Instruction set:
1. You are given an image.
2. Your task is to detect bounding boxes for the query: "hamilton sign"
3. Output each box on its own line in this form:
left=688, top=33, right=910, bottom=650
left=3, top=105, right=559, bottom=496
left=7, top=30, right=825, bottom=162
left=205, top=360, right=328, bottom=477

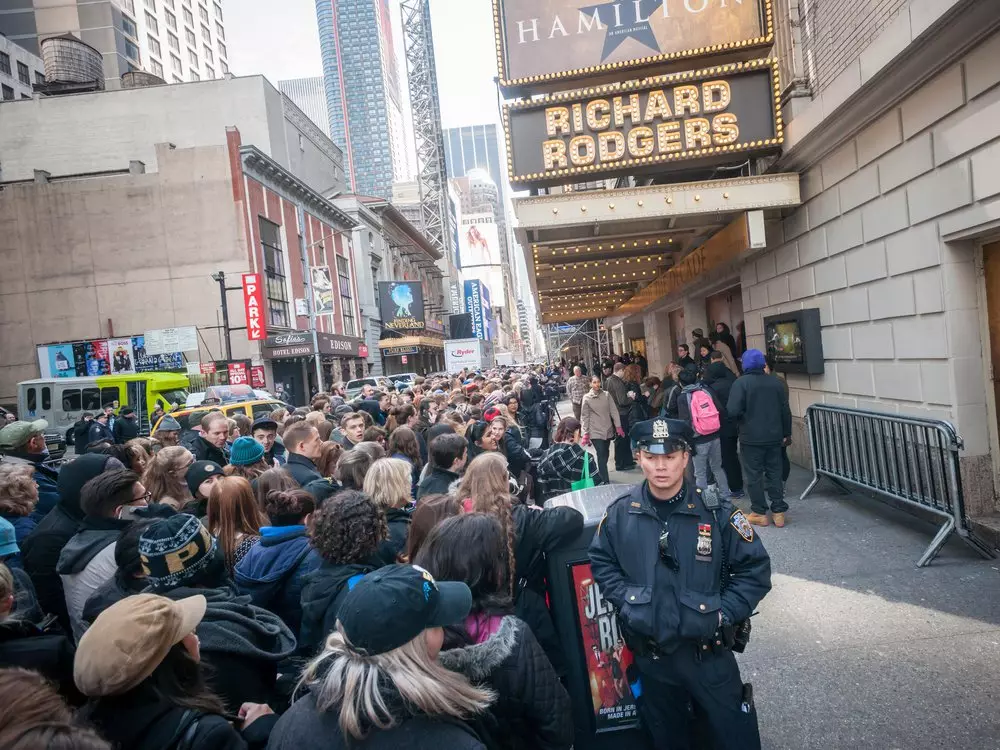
left=503, top=59, right=781, bottom=187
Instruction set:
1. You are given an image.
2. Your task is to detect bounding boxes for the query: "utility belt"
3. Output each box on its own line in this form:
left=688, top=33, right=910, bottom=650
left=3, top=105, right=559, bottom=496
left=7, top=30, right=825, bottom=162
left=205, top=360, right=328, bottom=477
left=622, top=618, right=752, bottom=661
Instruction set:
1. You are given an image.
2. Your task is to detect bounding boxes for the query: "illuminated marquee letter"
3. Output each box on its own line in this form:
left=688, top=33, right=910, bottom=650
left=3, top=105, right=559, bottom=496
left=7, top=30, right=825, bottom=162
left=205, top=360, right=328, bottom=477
left=613, top=94, right=642, bottom=127
left=542, top=140, right=568, bottom=170
left=685, top=118, right=712, bottom=149
left=569, top=135, right=597, bottom=166
left=702, top=80, right=732, bottom=113
left=643, top=89, right=673, bottom=121
left=673, top=85, right=700, bottom=115
left=627, top=126, right=655, bottom=158
left=656, top=121, right=682, bottom=152
left=586, top=99, right=611, bottom=130
left=712, top=113, right=740, bottom=145
left=598, top=132, right=626, bottom=162
left=546, top=106, right=571, bottom=136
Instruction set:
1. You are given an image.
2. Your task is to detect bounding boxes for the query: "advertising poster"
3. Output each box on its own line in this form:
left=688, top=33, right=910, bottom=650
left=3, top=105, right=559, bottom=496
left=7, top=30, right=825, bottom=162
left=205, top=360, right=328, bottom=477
left=250, top=365, right=266, bottom=389
left=570, top=562, right=639, bottom=732
left=108, top=337, right=136, bottom=374
left=378, top=281, right=426, bottom=331
left=228, top=361, right=249, bottom=386
left=72, top=343, right=88, bottom=376
left=310, top=266, right=335, bottom=316
left=458, top=214, right=505, bottom=308
left=133, top=336, right=184, bottom=373
left=47, top=344, right=77, bottom=378
left=85, top=340, right=111, bottom=376
left=463, top=280, right=492, bottom=341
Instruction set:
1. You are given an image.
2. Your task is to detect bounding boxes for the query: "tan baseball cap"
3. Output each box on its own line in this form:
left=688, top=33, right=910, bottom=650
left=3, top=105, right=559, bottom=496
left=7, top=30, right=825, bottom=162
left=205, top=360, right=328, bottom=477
left=74, top=593, right=206, bottom=697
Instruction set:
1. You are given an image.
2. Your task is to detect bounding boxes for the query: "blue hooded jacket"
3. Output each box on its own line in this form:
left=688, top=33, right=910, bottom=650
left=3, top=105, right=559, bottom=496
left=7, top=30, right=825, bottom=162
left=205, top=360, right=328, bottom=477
left=233, top=526, right=321, bottom=640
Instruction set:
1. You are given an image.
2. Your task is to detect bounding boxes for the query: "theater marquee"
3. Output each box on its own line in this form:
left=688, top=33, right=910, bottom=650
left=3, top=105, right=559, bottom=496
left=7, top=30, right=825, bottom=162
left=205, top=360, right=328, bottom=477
left=503, top=59, right=781, bottom=187
left=493, top=0, right=772, bottom=91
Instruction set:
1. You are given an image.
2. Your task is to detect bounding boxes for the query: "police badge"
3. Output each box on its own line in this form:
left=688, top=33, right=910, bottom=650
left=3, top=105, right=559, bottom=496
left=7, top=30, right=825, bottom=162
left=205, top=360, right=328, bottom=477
left=696, top=522, right=712, bottom=559
left=730, top=510, right=754, bottom=542
left=652, top=419, right=670, bottom=439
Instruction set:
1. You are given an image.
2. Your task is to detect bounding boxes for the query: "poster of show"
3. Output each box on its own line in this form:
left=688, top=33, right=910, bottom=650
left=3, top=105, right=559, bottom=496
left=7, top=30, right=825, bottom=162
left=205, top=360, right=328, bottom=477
left=458, top=214, right=505, bottom=310
left=378, top=281, right=426, bottom=331
left=570, top=562, right=639, bottom=732
left=38, top=336, right=184, bottom=378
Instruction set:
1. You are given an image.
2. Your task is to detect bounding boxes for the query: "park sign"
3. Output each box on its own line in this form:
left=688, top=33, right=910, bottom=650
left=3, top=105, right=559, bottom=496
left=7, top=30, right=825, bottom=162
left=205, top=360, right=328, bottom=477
left=503, top=58, right=781, bottom=187
left=492, top=0, right=772, bottom=93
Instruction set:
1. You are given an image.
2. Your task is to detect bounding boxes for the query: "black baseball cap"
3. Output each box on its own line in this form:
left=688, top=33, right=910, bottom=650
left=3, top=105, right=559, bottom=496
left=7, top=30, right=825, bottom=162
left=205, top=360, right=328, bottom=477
left=631, top=418, right=692, bottom=455
left=252, top=414, right=278, bottom=432
left=338, top=564, right=472, bottom=656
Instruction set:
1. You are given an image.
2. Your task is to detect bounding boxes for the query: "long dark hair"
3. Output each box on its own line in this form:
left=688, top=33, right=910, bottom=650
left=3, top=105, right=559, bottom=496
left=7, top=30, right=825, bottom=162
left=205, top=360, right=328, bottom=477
left=387, top=426, right=422, bottom=471
left=144, top=642, right=227, bottom=715
left=403, top=494, right=462, bottom=563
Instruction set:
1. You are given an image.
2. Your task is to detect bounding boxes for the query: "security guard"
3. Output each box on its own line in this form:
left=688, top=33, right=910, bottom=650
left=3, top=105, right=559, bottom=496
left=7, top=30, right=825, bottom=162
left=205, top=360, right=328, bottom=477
left=589, top=417, right=771, bottom=749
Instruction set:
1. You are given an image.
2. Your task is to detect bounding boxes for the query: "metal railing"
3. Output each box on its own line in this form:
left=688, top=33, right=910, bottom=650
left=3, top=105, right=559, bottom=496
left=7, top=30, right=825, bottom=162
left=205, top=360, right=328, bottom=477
left=800, top=404, right=996, bottom=567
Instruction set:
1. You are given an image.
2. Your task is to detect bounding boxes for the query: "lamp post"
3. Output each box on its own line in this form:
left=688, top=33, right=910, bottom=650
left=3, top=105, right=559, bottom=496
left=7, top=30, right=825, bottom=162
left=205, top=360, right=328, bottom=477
left=211, top=271, right=243, bottom=362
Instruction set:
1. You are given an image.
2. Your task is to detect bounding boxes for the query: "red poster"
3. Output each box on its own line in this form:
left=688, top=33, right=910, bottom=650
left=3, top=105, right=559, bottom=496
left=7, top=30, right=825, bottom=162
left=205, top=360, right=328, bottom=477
left=228, top=361, right=249, bottom=386
left=570, top=562, right=639, bottom=731
left=242, top=273, right=265, bottom=341
left=250, top=365, right=266, bottom=389
left=358, top=344, right=369, bottom=358
left=199, top=362, right=217, bottom=375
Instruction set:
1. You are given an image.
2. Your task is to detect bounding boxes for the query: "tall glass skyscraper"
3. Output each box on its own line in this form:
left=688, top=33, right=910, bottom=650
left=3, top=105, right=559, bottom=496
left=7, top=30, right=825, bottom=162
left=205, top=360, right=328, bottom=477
left=443, top=124, right=506, bottom=207
left=315, top=0, right=406, bottom=198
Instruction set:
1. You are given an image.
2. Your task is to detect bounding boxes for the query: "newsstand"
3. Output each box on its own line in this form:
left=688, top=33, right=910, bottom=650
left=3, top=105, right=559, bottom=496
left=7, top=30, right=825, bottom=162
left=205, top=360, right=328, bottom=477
left=544, top=484, right=653, bottom=750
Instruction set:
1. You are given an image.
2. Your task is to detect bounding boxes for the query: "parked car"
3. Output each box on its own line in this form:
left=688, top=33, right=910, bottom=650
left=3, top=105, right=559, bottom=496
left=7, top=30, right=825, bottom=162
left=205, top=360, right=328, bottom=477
left=387, top=373, right=418, bottom=390
left=344, top=377, right=395, bottom=399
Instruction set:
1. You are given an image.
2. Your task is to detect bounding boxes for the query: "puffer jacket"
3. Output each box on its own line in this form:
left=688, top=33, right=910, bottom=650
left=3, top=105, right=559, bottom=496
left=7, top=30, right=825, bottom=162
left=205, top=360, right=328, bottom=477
left=439, top=615, right=573, bottom=750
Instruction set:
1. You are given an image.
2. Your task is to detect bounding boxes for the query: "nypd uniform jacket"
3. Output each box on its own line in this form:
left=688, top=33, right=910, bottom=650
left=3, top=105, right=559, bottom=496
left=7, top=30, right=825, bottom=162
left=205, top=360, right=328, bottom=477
left=588, top=482, right=771, bottom=656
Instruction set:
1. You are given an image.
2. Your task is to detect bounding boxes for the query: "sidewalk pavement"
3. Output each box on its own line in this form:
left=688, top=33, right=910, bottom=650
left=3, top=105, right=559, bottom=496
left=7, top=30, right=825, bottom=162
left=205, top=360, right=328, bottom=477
left=568, top=405, right=1000, bottom=748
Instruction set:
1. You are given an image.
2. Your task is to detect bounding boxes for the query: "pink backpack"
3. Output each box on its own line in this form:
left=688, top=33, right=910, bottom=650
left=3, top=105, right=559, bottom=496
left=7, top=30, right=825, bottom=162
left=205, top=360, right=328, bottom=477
left=686, top=387, right=721, bottom=436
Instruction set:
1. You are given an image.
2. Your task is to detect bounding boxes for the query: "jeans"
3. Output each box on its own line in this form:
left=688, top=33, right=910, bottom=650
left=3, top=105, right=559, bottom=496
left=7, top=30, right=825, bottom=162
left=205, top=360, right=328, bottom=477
left=740, top=442, right=788, bottom=515
left=591, top=439, right=611, bottom=484
left=692, top=438, right=730, bottom=496
left=720, top=434, right=743, bottom=492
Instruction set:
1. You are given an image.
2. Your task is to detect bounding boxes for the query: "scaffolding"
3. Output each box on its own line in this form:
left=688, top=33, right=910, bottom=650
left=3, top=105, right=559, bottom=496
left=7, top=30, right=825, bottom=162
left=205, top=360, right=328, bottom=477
left=544, top=319, right=612, bottom=366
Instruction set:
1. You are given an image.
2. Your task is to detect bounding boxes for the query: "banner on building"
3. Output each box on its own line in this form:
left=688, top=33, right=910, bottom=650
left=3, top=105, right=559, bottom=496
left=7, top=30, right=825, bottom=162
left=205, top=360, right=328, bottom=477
left=459, top=214, right=505, bottom=308
left=504, top=58, right=782, bottom=187
left=108, top=338, right=136, bottom=374
left=132, top=336, right=184, bottom=373
left=186, top=362, right=202, bottom=376
left=46, top=344, right=76, bottom=378
left=142, top=326, right=198, bottom=356
left=38, top=336, right=185, bottom=378
left=493, top=0, right=770, bottom=91
left=464, top=279, right=492, bottom=341
left=569, top=561, right=639, bottom=732
left=250, top=365, right=266, bottom=389
left=310, top=266, right=335, bottom=316
left=228, top=361, right=249, bottom=386
left=378, top=281, right=426, bottom=331
left=242, top=273, right=266, bottom=341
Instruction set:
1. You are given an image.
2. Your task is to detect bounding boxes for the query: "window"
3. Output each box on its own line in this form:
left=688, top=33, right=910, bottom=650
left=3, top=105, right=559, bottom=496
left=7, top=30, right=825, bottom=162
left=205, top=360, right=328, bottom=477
left=62, top=389, right=82, bottom=412
left=220, top=59, right=228, bottom=74
left=0, top=52, right=9, bottom=75
left=26, top=388, right=36, bottom=414
left=198, top=5, right=208, bottom=23
left=121, top=15, right=137, bottom=37
left=150, top=59, right=163, bottom=77
left=148, top=35, right=161, bottom=57
left=101, top=388, right=119, bottom=408
left=337, top=256, right=356, bottom=336
left=217, top=40, right=226, bottom=59
left=125, top=40, right=140, bottom=61
left=123, top=0, right=135, bottom=12
left=144, top=0, right=155, bottom=9
left=168, top=32, right=179, bottom=51
left=260, top=218, right=291, bottom=328
left=205, top=64, right=214, bottom=78
left=145, top=11, right=158, bottom=33
left=17, top=61, right=29, bottom=85
left=170, top=53, right=182, bottom=73
left=173, top=75, right=183, bottom=83
left=182, top=7, right=193, bottom=25
left=190, top=69, right=199, bottom=80
left=164, top=0, right=174, bottom=7
left=203, top=44, right=213, bottom=63
left=185, top=28, right=195, bottom=46
left=166, top=10, right=176, bottom=30
left=82, top=388, right=100, bottom=411
left=41, top=387, right=51, bottom=411
left=34, top=71, right=44, bottom=85
left=201, top=24, right=210, bottom=43
left=213, top=2, right=222, bottom=20
left=215, top=21, right=224, bottom=40
left=188, top=48, right=198, bottom=66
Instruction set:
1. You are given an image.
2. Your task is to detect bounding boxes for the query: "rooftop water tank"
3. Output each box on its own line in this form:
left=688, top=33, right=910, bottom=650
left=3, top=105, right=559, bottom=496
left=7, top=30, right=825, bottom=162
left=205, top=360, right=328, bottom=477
left=121, top=70, right=166, bottom=88
left=40, top=34, right=104, bottom=91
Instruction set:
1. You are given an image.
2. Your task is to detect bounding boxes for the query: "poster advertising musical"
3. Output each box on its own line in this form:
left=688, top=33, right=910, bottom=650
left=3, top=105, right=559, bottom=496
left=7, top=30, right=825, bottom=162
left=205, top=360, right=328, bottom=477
left=570, top=561, right=639, bottom=732
left=108, top=337, right=137, bottom=374
left=85, top=340, right=111, bottom=376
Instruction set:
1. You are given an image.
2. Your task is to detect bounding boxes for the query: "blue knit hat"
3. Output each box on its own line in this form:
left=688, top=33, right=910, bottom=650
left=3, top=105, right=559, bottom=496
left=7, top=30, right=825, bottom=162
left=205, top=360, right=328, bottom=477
left=229, top=436, right=265, bottom=466
left=0, top=517, right=18, bottom=558
left=742, top=348, right=766, bottom=372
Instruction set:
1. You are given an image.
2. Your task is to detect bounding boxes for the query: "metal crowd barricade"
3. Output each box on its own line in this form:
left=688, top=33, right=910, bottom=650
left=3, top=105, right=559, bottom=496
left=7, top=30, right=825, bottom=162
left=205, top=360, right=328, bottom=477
left=800, top=404, right=996, bottom=567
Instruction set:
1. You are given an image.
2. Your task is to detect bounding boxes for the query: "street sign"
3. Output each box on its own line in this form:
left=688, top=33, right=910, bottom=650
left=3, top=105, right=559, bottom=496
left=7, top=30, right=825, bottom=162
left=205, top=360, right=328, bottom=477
left=143, top=326, right=198, bottom=356
left=242, top=274, right=265, bottom=341
left=199, top=362, right=216, bottom=375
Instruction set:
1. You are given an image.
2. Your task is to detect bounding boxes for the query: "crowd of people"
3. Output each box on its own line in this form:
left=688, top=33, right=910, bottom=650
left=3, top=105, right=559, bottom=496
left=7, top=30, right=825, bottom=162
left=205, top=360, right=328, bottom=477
left=0, top=367, right=589, bottom=749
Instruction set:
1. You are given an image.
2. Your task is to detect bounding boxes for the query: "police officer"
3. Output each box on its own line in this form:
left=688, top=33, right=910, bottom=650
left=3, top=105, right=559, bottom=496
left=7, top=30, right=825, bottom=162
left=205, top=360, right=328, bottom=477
left=589, top=417, right=771, bottom=749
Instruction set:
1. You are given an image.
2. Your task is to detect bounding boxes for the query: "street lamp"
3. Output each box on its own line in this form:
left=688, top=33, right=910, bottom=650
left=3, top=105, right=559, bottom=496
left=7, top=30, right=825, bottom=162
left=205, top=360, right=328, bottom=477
left=212, top=270, right=244, bottom=362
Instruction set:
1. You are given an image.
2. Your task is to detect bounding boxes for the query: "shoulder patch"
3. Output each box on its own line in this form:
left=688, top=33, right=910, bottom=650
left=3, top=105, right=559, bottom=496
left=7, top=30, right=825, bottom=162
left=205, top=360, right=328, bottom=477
left=730, top=510, right=754, bottom=542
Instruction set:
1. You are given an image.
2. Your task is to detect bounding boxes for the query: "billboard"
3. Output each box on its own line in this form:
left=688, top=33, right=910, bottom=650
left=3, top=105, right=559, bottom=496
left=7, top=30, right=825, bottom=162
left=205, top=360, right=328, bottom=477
left=310, top=265, right=335, bottom=316
left=459, top=214, right=505, bottom=309
left=108, top=338, right=136, bottom=374
left=464, top=279, right=492, bottom=341
left=504, top=59, right=782, bottom=187
left=493, top=0, right=770, bottom=91
left=378, top=281, right=426, bottom=331
left=242, top=273, right=266, bottom=341
left=142, top=326, right=198, bottom=356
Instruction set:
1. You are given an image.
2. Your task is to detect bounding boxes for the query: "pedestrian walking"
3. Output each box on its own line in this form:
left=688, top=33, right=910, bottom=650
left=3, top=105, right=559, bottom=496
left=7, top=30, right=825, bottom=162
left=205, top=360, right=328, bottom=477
left=727, top=349, right=792, bottom=527
left=580, top=376, right=623, bottom=484
left=702, top=352, right=743, bottom=498
left=675, top=368, right=730, bottom=497
left=605, top=363, right=637, bottom=471
left=566, top=365, right=589, bottom=421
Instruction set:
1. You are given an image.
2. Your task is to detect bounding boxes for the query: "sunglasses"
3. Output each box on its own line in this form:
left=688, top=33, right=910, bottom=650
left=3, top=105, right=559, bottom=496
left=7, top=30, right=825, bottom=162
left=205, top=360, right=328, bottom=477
left=658, top=526, right=680, bottom=571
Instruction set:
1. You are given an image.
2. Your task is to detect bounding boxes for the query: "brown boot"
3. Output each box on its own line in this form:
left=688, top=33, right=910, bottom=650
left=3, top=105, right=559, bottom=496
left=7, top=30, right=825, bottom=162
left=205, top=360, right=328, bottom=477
left=746, top=512, right=769, bottom=527
left=773, top=512, right=786, bottom=527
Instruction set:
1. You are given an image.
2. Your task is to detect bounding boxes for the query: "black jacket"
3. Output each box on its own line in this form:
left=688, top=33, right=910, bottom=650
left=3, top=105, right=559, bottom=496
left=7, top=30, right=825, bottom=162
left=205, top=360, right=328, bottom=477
left=191, top=435, right=227, bottom=465
left=286, top=453, right=324, bottom=487
left=604, top=375, right=630, bottom=416
left=82, top=570, right=146, bottom=626
left=268, top=688, right=486, bottom=750
left=375, top=508, right=411, bottom=566
left=80, top=683, right=274, bottom=750
left=299, top=559, right=382, bottom=654
left=503, top=425, right=532, bottom=477
left=727, top=370, right=792, bottom=446
left=70, top=418, right=92, bottom=449
left=439, top=616, right=573, bottom=750
left=87, top=420, right=115, bottom=446
left=0, top=619, right=81, bottom=705
left=589, top=483, right=771, bottom=667
left=113, top=416, right=140, bottom=444
left=417, top=467, right=460, bottom=500
left=701, top=363, right=738, bottom=438
left=676, top=384, right=726, bottom=445
left=535, top=443, right=602, bottom=502
left=21, top=454, right=118, bottom=633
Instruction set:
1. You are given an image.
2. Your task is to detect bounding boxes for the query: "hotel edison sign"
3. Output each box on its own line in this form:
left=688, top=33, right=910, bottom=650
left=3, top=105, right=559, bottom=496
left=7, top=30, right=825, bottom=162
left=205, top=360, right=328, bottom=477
left=493, top=0, right=772, bottom=89
left=504, top=59, right=782, bottom=187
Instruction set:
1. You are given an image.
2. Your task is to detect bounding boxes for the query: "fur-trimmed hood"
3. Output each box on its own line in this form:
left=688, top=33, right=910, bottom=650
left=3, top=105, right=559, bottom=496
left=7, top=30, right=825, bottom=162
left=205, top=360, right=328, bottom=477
left=438, top=615, right=520, bottom=681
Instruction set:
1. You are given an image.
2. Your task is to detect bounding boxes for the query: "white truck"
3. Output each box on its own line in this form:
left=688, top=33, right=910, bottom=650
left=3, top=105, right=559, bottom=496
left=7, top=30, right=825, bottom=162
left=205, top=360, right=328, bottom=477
left=444, top=338, right=495, bottom=374
left=495, top=351, right=515, bottom=366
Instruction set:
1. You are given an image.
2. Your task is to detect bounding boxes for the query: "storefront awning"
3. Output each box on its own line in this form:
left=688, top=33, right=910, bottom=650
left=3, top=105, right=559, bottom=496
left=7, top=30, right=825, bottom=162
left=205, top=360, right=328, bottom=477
left=378, top=336, right=445, bottom=351
left=513, top=173, right=800, bottom=324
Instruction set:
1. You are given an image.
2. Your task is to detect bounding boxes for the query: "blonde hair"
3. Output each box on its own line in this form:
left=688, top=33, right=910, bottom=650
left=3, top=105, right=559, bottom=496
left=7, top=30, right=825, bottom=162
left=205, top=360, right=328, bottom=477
left=457, top=452, right=515, bottom=595
left=141, top=446, right=194, bottom=509
left=305, top=411, right=328, bottom=427
left=301, top=626, right=494, bottom=741
left=125, top=437, right=153, bottom=473
left=0, top=463, right=37, bottom=517
left=363, top=458, right=412, bottom=511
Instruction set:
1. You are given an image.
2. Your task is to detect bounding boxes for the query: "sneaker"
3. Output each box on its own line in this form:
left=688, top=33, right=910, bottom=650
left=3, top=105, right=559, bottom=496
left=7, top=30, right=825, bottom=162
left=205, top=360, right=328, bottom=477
left=772, top=512, right=786, bottom=527
left=746, top=512, right=770, bottom=527
left=729, top=491, right=745, bottom=500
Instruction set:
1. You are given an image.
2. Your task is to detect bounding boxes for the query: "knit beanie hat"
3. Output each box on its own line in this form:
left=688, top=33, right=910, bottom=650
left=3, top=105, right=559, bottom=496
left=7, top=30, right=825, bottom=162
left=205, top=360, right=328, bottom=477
left=742, top=348, right=766, bottom=372
left=157, top=415, right=182, bottom=432
left=185, top=460, right=223, bottom=496
left=229, top=436, right=265, bottom=467
left=139, top=514, right=217, bottom=590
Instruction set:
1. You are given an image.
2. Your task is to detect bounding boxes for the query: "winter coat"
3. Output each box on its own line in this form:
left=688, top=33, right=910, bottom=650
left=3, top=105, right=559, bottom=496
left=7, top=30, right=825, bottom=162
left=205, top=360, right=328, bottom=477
left=535, top=443, right=602, bottom=501
left=234, top=526, right=322, bottom=640
left=0, top=618, right=81, bottom=705
left=87, top=420, right=115, bottom=446
left=439, top=615, right=573, bottom=750
left=299, top=558, right=382, bottom=654
left=604, top=375, right=630, bottom=415
left=2, top=453, right=60, bottom=521
left=374, top=508, right=411, bottom=566
left=113, top=416, right=141, bottom=444
left=56, top=516, right=130, bottom=641
left=71, top=418, right=92, bottom=450
left=82, top=570, right=145, bottom=626
left=21, top=454, right=118, bottom=634
left=417, top=467, right=461, bottom=500
left=702, top=363, right=738, bottom=438
left=390, top=452, right=421, bottom=499
left=191, top=435, right=227, bottom=465
left=715, top=324, right=739, bottom=359
left=623, top=379, right=647, bottom=425
left=158, top=585, right=297, bottom=710
left=676, top=384, right=726, bottom=445
left=580, top=390, right=621, bottom=441
left=285, top=453, right=323, bottom=487
left=80, top=683, right=274, bottom=750
left=268, top=687, right=486, bottom=750
left=2, top=513, right=37, bottom=548
left=727, top=370, right=792, bottom=446
left=566, top=375, right=589, bottom=405
left=503, top=425, right=532, bottom=477
left=266, top=441, right=287, bottom=467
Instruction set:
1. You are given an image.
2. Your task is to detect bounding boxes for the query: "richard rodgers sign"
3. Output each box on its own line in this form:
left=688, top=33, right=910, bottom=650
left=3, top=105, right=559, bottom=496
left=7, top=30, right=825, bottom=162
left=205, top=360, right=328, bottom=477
left=503, top=59, right=781, bottom=187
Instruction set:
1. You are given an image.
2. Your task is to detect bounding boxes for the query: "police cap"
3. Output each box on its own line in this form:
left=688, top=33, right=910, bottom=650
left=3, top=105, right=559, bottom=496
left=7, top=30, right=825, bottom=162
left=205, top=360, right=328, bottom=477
left=630, top=418, right=692, bottom=455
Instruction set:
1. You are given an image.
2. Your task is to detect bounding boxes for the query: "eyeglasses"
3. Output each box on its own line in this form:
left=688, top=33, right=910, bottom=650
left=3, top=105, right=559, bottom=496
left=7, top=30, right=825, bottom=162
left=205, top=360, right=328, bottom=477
left=658, top=526, right=679, bottom=571
left=134, top=491, right=152, bottom=504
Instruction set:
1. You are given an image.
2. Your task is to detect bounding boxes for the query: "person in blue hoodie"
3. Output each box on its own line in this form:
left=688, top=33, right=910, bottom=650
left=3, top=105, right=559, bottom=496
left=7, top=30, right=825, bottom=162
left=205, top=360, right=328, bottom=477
left=235, top=487, right=321, bottom=640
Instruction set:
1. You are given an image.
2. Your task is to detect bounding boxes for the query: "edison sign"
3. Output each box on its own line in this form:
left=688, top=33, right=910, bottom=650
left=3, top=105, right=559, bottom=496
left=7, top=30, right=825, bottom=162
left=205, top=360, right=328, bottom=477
left=504, top=59, right=781, bottom=186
